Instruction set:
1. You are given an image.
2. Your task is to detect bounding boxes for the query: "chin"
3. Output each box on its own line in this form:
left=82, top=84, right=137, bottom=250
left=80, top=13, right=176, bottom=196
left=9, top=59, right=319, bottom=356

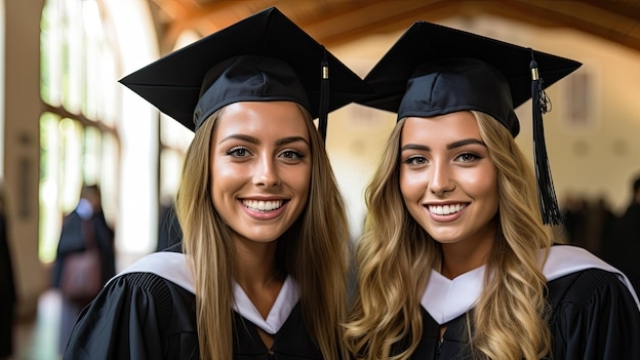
left=426, top=231, right=464, bottom=244
left=246, top=230, right=285, bottom=243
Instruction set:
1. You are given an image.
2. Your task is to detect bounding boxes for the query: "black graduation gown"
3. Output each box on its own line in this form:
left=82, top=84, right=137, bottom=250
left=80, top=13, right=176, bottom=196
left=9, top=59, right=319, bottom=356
left=603, top=202, right=640, bottom=294
left=63, top=268, right=322, bottom=359
left=0, top=211, right=16, bottom=357
left=401, top=268, right=640, bottom=359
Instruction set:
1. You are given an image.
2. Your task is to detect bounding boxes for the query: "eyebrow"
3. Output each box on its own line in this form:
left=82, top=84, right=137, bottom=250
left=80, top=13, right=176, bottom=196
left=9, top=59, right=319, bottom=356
left=400, top=138, right=486, bottom=152
left=219, top=134, right=259, bottom=145
left=446, top=138, right=486, bottom=150
left=219, top=134, right=309, bottom=147
left=276, top=136, right=310, bottom=147
left=400, top=144, right=430, bottom=152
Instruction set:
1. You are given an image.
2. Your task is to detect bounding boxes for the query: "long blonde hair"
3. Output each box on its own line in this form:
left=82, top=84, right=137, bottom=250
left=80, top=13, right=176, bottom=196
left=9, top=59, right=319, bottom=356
left=176, top=104, right=350, bottom=359
left=345, top=111, right=553, bottom=360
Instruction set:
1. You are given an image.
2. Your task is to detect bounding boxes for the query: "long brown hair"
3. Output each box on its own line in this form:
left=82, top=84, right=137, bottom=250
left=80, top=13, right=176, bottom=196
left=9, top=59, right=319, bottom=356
left=176, top=104, right=350, bottom=359
left=345, top=111, right=553, bottom=360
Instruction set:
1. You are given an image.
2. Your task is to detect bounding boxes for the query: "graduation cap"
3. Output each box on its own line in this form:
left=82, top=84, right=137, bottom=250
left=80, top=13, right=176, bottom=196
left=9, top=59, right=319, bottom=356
left=119, top=7, right=370, bottom=140
left=361, top=21, right=581, bottom=225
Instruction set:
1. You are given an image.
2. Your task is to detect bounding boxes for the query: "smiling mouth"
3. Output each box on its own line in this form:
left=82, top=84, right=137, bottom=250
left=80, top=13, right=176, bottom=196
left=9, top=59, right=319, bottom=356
left=427, top=203, right=467, bottom=215
left=241, top=199, right=285, bottom=212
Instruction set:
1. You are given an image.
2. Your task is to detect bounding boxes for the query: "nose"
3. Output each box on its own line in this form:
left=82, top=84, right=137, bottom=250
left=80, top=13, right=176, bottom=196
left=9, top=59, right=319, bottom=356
left=253, top=154, right=281, bottom=188
left=429, top=161, right=454, bottom=195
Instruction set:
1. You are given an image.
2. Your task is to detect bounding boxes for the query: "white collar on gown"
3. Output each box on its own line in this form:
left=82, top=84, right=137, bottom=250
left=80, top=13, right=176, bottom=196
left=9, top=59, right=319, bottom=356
left=421, top=245, right=640, bottom=325
left=111, top=252, right=300, bottom=335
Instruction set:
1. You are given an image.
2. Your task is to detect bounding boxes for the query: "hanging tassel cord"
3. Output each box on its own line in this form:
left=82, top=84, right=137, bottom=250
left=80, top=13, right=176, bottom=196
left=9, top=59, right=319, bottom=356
left=319, top=47, right=330, bottom=142
left=530, top=52, right=563, bottom=225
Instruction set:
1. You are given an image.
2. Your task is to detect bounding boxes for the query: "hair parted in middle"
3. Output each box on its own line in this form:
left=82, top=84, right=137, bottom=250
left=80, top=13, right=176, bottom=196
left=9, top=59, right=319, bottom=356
left=177, top=104, right=350, bottom=360
left=344, top=111, right=555, bottom=360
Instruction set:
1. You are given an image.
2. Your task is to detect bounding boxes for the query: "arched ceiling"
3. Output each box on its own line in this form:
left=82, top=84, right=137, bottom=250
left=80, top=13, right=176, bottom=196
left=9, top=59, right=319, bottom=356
left=148, top=0, right=640, bottom=55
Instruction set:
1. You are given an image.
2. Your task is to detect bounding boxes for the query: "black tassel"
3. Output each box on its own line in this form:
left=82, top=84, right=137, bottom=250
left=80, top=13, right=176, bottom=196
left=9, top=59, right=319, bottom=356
left=530, top=50, right=563, bottom=225
left=318, top=47, right=330, bottom=142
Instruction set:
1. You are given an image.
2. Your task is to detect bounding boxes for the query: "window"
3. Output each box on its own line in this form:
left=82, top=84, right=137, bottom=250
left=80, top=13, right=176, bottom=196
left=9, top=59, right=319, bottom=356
left=39, top=0, right=119, bottom=262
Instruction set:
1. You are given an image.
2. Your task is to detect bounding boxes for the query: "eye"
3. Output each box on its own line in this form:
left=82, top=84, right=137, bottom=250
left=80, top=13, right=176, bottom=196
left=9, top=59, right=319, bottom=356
left=227, top=146, right=251, bottom=158
left=279, top=150, right=304, bottom=160
left=456, top=152, right=481, bottom=163
left=403, top=155, right=427, bottom=165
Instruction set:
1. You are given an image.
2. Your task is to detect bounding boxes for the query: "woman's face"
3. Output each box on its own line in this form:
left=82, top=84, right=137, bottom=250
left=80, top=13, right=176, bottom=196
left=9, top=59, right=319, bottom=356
left=210, top=101, right=311, bottom=244
left=399, top=111, right=499, bottom=249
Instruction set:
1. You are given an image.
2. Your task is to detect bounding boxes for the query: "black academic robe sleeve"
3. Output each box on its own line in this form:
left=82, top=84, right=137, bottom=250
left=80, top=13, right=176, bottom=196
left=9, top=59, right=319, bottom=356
left=63, top=272, right=199, bottom=360
left=548, top=268, right=640, bottom=360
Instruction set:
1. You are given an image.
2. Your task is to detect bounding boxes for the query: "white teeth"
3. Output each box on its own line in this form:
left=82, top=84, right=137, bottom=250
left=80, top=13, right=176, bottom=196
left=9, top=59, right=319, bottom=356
left=242, top=199, right=283, bottom=211
left=428, top=204, right=466, bottom=215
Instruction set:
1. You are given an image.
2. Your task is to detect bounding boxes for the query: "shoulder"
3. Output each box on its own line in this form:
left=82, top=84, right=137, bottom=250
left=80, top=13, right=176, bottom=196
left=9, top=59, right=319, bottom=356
left=59, top=212, right=81, bottom=231
left=108, top=271, right=177, bottom=295
left=548, top=268, right=628, bottom=308
left=80, top=271, right=196, bottom=337
left=547, top=270, right=640, bottom=359
left=103, top=271, right=195, bottom=312
left=545, top=245, right=639, bottom=308
left=100, top=251, right=196, bottom=322
left=63, top=210, right=81, bottom=223
left=106, top=254, right=196, bottom=312
left=112, top=250, right=194, bottom=294
left=66, top=271, right=197, bottom=359
left=547, top=268, right=640, bottom=331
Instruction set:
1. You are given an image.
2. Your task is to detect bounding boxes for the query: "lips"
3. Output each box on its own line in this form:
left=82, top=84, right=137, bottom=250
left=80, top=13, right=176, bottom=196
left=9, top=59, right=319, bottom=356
left=241, top=199, right=286, bottom=212
left=427, top=203, right=467, bottom=215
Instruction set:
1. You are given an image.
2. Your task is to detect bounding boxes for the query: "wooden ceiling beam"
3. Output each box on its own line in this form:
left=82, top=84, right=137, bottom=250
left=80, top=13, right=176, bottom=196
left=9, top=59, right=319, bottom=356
left=512, top=0, right=640, bottom=52
left=151, top=0, right=194, bottom=20
left=307, top=0, right=640, bottom=52
left=153, top=0, right=640, bottom=55
left=160, top=0, right=281, bottom=52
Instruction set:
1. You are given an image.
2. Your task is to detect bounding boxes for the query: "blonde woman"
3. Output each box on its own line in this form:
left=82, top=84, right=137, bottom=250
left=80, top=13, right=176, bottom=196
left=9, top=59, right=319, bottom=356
left=345, top=22, right=640, bottom=359
left=64, top=8, right=369, bottom=359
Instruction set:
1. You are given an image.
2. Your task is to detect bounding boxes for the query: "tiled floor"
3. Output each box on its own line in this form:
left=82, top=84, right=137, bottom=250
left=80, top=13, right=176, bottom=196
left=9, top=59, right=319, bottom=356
left=11, top=289, right=63, bottom=360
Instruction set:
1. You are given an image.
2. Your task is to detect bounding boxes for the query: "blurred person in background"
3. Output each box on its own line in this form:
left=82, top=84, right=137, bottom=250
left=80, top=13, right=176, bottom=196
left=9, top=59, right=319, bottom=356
left=0, top=181, right=16, bottom=360
left=156, top=195, right=182, bottom=252
left=52, top=184, right=115, bottom=355
left=604, top=173, right=640, bottom=293
left=560, top=193, right=588, bottom=246
left=585, top=196, right=617, bottom=257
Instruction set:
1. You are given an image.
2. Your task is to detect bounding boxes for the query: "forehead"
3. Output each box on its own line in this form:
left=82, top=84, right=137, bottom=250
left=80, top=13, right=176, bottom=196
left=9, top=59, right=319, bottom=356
left=213, top=101, right=310, bottom=140
left=401, top=111, right=481, bottom=143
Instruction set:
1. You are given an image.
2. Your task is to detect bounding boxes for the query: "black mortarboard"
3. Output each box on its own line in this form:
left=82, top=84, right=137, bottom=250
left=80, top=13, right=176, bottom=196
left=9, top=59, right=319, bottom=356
left=119, top=7, right=370, bottom=139
left=361, top=21, right=582, bottom=225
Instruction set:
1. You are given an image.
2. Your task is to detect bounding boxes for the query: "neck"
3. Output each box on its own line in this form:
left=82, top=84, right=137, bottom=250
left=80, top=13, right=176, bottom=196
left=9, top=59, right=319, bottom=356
left=233, top=236, right=285, bottom=320
left=440, top=222, right=496, bottom=279
left=234, top=236, right=282, bottom=290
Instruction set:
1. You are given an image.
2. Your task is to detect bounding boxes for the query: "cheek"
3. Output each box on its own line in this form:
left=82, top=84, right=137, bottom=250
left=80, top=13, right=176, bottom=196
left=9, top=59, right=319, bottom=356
left=489, top=180, right=500, bottom=209
left=399, top=168, right=423, bottom=199
left=296, top=166, right=312, bottom=200
left=211, top=154, right=254, bottom=188
left=217, top=167, right=242, bottom=183
left=471, top=168, right=499, bottom=205
left=209, top=159, right=238, bottom=203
